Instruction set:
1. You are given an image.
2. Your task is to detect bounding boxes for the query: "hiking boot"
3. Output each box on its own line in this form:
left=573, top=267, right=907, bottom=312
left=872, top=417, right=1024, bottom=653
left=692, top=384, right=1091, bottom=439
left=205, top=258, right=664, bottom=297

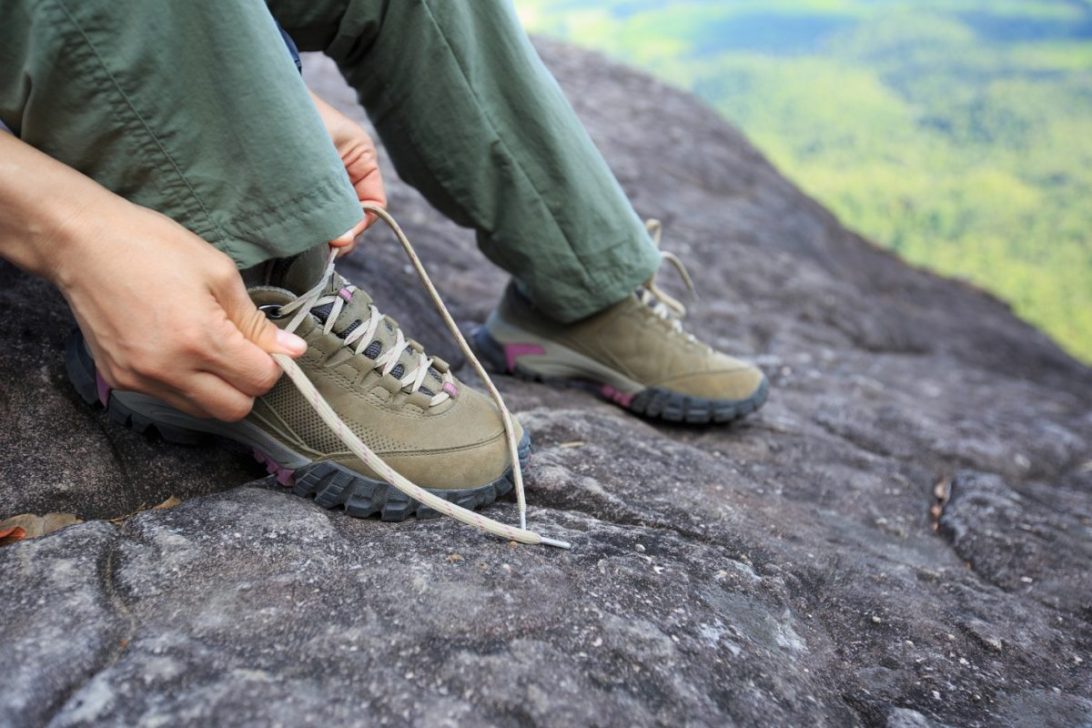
left=473, top=226, right=768, bottom=424
left=65, top=245, right=528, bottom=521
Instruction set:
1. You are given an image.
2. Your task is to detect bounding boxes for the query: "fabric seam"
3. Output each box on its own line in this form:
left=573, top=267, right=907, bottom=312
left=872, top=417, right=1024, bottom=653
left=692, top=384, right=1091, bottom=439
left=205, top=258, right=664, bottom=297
left=50, top=0, right=222, bottom=244
left=414, top=0, right=594, bottom=279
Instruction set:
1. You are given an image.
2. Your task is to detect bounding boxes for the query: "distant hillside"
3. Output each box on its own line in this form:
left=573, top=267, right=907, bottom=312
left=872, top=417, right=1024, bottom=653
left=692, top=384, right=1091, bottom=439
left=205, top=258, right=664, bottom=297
left=519, top=0, right=1092, bottom=363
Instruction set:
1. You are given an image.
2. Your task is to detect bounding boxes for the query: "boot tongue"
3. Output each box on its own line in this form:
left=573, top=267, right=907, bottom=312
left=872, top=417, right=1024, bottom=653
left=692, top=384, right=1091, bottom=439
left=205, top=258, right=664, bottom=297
left=314, top=292, right=443, bottom=394
left=298, top=268, right=444, bottom=395
left=277, top=244, right=333, bottom=295
left=240, top=244, right=333, bottom=295
left=252, top=245, right=443, bottom=395
left=309, top=275, right=374, bottom=335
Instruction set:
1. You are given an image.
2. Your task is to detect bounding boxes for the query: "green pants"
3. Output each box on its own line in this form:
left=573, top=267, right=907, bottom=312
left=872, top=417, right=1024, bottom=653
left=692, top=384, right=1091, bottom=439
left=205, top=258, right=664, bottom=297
left=0, top=0, right=660, bottom=321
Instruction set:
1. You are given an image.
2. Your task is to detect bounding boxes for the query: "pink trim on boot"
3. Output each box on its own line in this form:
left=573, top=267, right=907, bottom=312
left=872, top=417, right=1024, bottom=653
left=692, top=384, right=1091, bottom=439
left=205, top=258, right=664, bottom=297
left=95, top=371, right=112, bottom=407
left=253, top=448, right=296, bottom=486
left=503, top=342, right=546, bottom=372
left=600, top=384, right=635, bottom=408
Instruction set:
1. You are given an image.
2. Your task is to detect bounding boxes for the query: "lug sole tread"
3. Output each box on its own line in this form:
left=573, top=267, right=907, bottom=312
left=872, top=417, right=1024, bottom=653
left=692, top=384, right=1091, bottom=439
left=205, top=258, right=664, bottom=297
left=65, top=330, right=530, bottom=522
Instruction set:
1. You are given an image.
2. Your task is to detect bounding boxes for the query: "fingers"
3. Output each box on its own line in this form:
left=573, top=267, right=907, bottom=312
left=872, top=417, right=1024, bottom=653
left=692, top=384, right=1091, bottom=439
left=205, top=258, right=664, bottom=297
left=218, top=271, right=306, bottom=357
left=357, top=188, right=385, bottom=231
left=95, top=354, right=257, bottom=422
left=203, top=330, right=284, bottom=397
left=329, top=223, right=362, bottom=256
left=179, top=371, right=256, bottom=422
left=342, top=140, right=387, bottom=235
left=154, top=371, right=257, bottom=422
left=341, top=140, right=379, bottom=186
left=348, top=169, right=386, bottom=226
left=207, top=265, right=307, bottom=397
left=61, top=197, right=313, bottom=426
left=315, top=105, right=386, bottom=253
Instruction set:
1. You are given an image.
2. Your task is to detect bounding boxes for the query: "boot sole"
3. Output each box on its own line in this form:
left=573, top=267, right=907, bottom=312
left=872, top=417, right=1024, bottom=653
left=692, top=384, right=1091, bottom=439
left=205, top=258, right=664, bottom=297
left=64, top=331, right=529, bottom=522
left=472, top=326, right=768, bottom=425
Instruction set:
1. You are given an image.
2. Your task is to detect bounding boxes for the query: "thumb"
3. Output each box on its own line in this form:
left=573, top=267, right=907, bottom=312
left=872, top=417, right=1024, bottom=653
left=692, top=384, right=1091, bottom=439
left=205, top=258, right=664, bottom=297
left=221, top=279, right=307, bottom=358
left=329, top=220, right=365, bottom=257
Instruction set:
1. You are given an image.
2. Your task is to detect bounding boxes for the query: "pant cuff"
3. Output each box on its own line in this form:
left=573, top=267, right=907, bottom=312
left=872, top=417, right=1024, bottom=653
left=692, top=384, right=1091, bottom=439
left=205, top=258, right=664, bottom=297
left=523, top=233, right=663, bottom=323
left=205, top=174, right=363, bottom=269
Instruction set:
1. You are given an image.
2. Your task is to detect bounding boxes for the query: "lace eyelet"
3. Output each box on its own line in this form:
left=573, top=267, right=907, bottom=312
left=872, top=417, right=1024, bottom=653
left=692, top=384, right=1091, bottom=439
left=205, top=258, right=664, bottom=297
left=259, top=304, right=286, bottom=320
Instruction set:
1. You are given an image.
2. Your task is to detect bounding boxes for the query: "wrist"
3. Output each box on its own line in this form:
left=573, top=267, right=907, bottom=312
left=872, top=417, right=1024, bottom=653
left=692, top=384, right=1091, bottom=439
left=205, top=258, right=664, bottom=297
left=41, top=187, right=125, bottom=290
left=0, top=133, right=128, bottom=287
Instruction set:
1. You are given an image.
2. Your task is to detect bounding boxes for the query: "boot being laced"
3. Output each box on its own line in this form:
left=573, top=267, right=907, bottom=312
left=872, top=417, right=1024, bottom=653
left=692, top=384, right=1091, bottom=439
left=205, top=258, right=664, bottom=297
left=269, top=204, right=569, bottom=548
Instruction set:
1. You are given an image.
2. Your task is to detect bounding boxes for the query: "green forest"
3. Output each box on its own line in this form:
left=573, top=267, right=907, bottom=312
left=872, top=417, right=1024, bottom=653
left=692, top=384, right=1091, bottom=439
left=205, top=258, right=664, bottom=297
left=518, top=0, right=1092, bottom=363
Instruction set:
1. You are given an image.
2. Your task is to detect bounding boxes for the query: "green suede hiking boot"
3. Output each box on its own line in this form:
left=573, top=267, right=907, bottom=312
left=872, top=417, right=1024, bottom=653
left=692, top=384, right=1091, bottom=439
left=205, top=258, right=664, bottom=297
left=66, top=246, right=527, bottom=521
left=473, top=238, right=768, bottom=424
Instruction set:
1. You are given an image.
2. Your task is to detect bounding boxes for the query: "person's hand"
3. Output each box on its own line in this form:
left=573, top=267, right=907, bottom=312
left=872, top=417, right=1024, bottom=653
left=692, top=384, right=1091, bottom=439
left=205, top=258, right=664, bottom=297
left=311, top=91, right=387, bottom=255
left=52, top=196, right=307, bottom=421
left=1, top=131, right=304, bottom=422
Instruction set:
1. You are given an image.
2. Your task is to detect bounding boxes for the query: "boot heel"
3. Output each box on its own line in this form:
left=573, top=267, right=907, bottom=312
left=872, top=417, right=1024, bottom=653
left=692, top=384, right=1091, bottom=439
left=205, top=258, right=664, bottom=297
left=470, top=326, right=512, bottom=374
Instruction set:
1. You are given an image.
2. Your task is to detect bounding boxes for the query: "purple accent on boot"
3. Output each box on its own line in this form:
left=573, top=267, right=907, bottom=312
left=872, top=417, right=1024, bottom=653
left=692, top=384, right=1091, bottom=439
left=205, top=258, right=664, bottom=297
left=503, top=342, right=546, bottom=372
left=338, top=287, right=353, bottom=302
left=600, top=384, right=636, bottom=408
left=442, top=381, right=459, bottom=398
left=95, top=371, right=112, bottom=407
left=253, top=448, right=296, bottom=487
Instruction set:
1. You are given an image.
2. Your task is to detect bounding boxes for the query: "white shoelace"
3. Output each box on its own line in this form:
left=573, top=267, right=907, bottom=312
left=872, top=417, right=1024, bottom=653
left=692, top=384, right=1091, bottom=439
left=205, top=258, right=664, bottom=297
left=271, top=204, right=570, bottom=549
left=641, top=219, right=701, bottom=344
left=278, top=260, right=456, bottom=407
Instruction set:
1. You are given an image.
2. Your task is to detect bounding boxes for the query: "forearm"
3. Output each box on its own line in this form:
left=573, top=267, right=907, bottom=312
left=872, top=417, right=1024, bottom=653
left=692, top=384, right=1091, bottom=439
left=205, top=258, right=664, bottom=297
left=0, top=132, right=118, bottom=284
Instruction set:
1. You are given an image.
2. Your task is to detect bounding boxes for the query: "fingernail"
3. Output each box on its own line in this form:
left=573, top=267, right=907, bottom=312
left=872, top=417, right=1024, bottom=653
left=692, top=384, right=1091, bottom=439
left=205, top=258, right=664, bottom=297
left=275, top=329, right=307, bottom=356
left=329, top=226, right=358, bottom=246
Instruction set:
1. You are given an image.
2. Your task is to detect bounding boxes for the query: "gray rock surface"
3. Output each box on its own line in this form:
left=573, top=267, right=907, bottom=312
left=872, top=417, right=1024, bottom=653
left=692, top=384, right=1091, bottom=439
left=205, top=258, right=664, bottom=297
left=2, top=42, right=1090, bottom=727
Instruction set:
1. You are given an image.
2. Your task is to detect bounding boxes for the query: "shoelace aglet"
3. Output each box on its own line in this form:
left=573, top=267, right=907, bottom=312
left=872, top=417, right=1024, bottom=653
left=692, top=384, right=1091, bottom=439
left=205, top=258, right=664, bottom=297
left=539, top=535, right=571, bottom=549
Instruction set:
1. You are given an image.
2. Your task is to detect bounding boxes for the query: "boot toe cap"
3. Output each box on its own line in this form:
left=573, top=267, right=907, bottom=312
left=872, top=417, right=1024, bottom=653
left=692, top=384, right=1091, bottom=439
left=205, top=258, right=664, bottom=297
left=655, top=361, right=767, bottom=402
